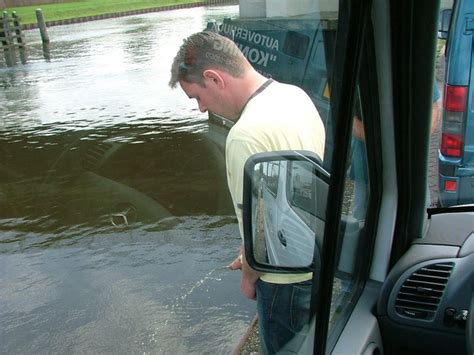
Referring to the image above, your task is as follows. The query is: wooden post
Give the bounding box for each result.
[35,8,50,60]
[206,19,219,32]
[35,8,49,44]
[42,42,50,61]
[1,11,16,66]
[12,11,26,64]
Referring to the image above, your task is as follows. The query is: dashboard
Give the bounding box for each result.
[377,212,474,355]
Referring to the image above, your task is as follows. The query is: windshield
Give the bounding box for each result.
[3,0,466,354]
[0,1,340,353]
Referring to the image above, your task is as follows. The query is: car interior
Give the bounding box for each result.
[239,0,474,354]
[2,0,473,354]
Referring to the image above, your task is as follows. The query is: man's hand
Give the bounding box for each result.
[227,254,243,270]
[239,271,257,300]
[228,245,263,300]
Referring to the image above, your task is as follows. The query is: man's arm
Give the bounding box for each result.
[225,136,266,300]
[352,116,365,141]
[431,99,440,135]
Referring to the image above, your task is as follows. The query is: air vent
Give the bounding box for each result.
[395,262,454,320]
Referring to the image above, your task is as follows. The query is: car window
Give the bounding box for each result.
[219,1,342,352]
[217,0,376,352]
[327,91,370,340]
[0,6,251,354]
[0,0,379,354]
[288,161,317,217]
[267,161,280,196]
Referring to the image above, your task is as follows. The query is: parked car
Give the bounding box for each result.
[438,0,474,207]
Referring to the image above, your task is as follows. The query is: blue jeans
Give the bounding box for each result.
[350,139,369,221]
[256,279,312,354]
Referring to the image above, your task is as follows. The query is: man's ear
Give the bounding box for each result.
[202,69,225,89]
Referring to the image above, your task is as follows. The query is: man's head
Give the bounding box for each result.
[169,31,247,88]
[169,31,254,119]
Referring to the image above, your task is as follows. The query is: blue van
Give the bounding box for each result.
[207,14,337,169]
[438,0,474,206]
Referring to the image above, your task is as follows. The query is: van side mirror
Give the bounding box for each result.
[438,8,452,40]
[242,151,329,273]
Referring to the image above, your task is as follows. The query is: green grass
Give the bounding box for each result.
[6,0,202,25]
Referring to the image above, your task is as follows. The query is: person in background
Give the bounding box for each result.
[349,83,440,220]
[169,31,325,354]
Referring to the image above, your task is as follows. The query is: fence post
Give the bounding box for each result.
[12,11,26,63]
[1,11,16,66]
[206,19,219,32]
[36,8,49,43]
[35,8,50,60]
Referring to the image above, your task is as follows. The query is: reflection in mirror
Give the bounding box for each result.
[243,151,329,271]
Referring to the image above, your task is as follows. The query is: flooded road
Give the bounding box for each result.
[0,5,257,354]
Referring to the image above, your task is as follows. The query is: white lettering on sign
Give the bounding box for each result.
[238,44,277,67]
[222,23,279,51]
[212,36,241,57]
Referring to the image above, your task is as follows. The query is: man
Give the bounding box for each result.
[349,83,440,220]
[169,31,325,354]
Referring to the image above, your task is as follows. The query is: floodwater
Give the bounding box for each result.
[0,5,257,354]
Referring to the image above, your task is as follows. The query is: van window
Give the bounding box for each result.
[288,161,316,216]
[266,161,280,196]
[283,31,310,59]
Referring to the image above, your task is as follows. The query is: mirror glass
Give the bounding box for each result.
[246,154,329,269]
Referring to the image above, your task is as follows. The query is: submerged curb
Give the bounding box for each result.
[20,0,238,30]
[233,315,259,354]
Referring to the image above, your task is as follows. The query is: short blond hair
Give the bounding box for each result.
[169,31,248,88]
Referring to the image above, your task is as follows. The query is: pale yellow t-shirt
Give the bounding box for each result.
[226,80,325,284]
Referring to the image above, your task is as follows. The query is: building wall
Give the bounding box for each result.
[239,0,266,18]
[239,0,337,18]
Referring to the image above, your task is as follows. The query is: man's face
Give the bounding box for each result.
[179,80,232,119]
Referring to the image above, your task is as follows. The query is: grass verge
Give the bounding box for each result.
[5,0,202,25]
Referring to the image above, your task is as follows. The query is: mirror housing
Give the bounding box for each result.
[438,8,452,40]
[242,150,329,274]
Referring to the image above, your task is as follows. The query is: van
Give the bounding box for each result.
[438,0,474,207]
[250,152,328,267]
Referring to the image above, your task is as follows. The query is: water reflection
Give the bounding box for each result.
[0,5,254,354]
[0,7,238,129]
[0,117,231,235]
